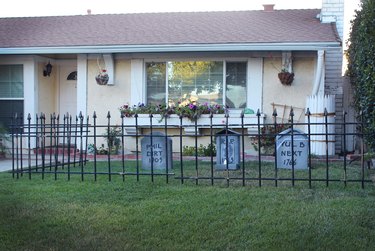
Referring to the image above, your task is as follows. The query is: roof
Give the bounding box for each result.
[0,9,341,53]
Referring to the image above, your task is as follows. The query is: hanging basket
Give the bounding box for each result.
[95,73,109,85]
[278,71,294,86]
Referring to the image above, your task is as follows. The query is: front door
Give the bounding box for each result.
[59,66,77,117]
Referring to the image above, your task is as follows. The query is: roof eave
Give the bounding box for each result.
[0,42,342,54]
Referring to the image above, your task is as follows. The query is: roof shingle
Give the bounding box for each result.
[0,9,340,48]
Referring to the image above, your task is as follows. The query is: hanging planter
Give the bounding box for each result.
[96,57,109,85]
[95,69,109,85]
[278,71,294,86]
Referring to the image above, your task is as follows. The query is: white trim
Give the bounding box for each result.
[103,53,114,85]
[77,54,87,117]
[312,50,325,95]
[0,42,341,54]
[130,59,144,105]
[247,58,263,112]
[23,57,37,123]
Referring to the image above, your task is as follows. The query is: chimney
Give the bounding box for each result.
[87,9,92,15]
[320,0,344,40]
[263,4,275,11]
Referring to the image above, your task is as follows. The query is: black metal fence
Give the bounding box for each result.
[9,109,374,188]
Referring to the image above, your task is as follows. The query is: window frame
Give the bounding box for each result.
[144,58,249,109]
[0,64,24,130]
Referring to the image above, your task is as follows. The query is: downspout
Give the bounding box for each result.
[312,50,325,95]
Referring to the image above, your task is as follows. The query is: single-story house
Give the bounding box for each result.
[0,0,348,153]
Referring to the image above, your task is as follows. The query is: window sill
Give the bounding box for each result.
[124,114,265,135]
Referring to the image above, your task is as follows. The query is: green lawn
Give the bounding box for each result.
[1,161,375,250]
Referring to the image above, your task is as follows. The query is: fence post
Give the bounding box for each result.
[27,114,31,180]
[135,113,140,182]
[324,108,329,187]
[79,112,84,181]
[306,108,312,189]
[343,110,347,187]
[290,108,295,187]
[149,113,154,183]
[241,111,245,187]
[106,111,111,182]
[121,112,125,182]
[273,109,278,187]
[256,109,262,187]
[93,112,97,181]
[179,114,184,184]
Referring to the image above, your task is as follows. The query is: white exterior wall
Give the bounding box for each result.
[321,0,345,153]
[321,0,345,40]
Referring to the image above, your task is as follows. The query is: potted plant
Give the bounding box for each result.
[278,69,294,86]
[95,69,109,85]
[119,101,226,122]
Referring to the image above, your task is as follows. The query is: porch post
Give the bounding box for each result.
[131,59,144,105]
[77,54,88,117]
[247,58,263,112]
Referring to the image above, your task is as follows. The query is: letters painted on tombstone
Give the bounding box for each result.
[276,128,308,169]
[215,129,240,170]
[141,132,172,170]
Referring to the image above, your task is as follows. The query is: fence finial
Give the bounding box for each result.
[272,108,277,117]
[305,107,311,116]
[256,109,261,116]
[289,107,294,117]
[107,111,111,119]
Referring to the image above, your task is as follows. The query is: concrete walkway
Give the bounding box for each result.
[0,159,13,172]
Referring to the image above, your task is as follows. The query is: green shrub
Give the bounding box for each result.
[347,0,375,150]
[182,143,216,156]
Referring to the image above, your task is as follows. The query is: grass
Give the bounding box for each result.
[1,160,375,250]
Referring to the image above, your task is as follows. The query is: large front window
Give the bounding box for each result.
[146,61,247,108]
[0,65,24,129]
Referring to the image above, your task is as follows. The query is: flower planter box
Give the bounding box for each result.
[123,114,264,135]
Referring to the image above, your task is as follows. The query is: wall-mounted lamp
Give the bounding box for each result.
[43,61,53,77]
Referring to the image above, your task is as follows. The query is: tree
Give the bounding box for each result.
[347,0,375,150]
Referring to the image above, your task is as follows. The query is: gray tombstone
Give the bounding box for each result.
[215,129,240,170]
[276,128,308,169]
[141,132,173,170]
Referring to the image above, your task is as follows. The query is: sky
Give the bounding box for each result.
[0,0,360,17]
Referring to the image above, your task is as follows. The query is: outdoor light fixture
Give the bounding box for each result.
[43,61,53,77]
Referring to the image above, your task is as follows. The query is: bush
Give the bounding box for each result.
[182,143,216,157]
[250,124,290,155]
[347,0,375,150]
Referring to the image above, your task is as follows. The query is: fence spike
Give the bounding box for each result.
[290,107,294,117]
[225,109,229,118]
[324,108,328,116]
[272,108,277,117]
[93,111,97,119]
[107,111,111,119]
[79,111,84,120]
[27,113,31,120]
[305,107,311,116]
[256,109,261,116]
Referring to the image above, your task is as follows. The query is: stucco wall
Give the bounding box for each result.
[87,59,131,125]
[262,56,316,124]
[38,62,56,115]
